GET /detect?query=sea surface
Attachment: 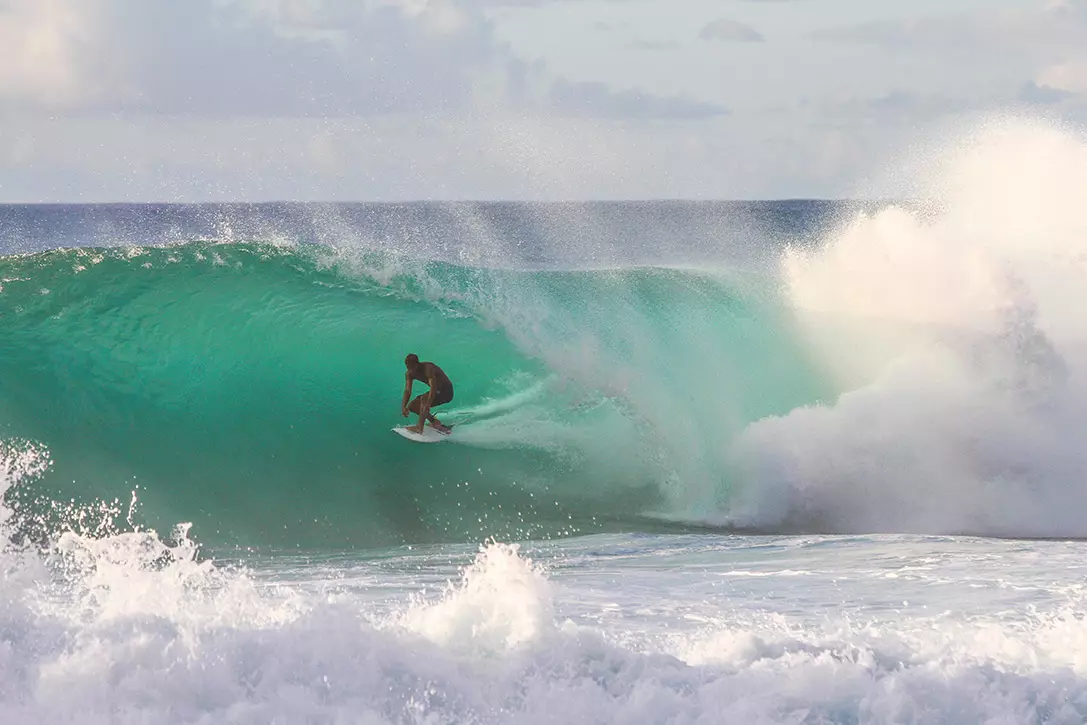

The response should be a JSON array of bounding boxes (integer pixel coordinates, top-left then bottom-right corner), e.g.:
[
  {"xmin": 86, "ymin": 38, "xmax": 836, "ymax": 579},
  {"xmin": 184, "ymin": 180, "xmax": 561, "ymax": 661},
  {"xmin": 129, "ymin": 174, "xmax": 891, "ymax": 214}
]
[{"xmin": 4, "ymin": 129, "xmax": 1087, "ymax": 723}]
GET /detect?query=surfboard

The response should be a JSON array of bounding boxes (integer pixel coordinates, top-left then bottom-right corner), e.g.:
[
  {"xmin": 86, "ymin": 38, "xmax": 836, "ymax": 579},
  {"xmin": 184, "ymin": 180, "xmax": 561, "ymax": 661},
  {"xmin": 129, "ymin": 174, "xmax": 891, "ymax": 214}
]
[{"xmin": 392, "ymin": 425, "xmax": 452, "ymax": 443}]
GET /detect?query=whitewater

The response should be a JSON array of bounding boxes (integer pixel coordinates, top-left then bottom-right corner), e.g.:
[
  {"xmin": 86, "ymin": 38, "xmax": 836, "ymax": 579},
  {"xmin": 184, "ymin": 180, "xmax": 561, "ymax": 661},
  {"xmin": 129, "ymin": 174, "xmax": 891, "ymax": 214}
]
[{"xmin": 4, "ymin": 118, "xmax": 1087, "ymax": 723}]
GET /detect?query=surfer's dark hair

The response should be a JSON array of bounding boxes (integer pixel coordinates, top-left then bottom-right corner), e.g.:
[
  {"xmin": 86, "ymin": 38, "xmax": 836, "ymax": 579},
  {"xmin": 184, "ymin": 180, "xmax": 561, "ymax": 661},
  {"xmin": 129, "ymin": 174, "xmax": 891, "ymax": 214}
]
[{"xmin": 405, "ymin": 353, "xmax": 419, "ymax": 367}]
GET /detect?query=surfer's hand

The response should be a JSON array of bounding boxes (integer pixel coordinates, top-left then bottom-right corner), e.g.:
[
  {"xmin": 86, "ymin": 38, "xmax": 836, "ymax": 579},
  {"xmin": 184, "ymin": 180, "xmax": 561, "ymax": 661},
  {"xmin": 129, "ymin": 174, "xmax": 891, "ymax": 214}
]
[{"xmin": 401, "ymin": 406, "xmax": 408, "ymax": 417}]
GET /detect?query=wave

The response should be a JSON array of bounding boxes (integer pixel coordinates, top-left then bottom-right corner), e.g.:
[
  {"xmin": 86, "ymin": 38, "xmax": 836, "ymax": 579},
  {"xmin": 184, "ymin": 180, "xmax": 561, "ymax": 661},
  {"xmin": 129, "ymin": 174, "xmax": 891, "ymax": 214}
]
[
  {"xmin": 0, "ymin": 241, "xmax": 827, "ymax": 549},
  {"xmin": 5, "ymin": 118, "xmax": 1087, "ymax": 546}
]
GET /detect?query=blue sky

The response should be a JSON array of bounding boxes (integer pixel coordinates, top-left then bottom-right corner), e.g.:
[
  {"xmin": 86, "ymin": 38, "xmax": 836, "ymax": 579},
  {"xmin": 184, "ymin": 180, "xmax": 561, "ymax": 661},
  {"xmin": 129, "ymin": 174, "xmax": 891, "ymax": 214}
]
[{"xmin": 0, "ymin": 0, "xmax": 1080, "ymax": 201}]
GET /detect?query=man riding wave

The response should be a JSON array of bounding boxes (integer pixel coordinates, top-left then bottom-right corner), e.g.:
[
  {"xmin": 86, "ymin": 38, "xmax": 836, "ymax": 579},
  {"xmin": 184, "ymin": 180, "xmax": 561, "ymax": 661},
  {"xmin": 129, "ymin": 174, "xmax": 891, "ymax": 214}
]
[{"xmin": 401, "ymin": 353, "xmax": 454, "ymax": 434}]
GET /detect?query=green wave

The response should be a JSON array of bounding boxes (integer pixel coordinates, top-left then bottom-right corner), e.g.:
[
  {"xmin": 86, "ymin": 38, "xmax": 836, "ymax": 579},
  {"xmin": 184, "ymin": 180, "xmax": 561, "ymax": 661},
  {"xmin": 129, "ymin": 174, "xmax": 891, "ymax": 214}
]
[{"xmin": 0, "ymin": 242, "xmax": 831, "ymax": 549}]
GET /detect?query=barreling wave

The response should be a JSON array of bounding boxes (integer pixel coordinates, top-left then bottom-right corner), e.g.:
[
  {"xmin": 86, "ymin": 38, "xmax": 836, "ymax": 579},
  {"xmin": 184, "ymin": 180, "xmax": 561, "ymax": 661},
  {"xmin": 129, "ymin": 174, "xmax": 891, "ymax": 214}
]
[
  {"xmin": 6, "ymin": 119, "xmax": 1087, "ymax": 548},
  {"xmin": 0, "ymin": 241, "xmax": 829, "ymax": 549}
]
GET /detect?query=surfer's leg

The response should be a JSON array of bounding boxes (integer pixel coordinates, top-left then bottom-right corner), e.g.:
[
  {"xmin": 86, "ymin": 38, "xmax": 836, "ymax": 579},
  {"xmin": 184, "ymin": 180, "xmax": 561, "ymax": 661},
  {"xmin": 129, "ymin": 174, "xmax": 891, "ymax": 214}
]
[
  {"xmin": 427, "ymin": 387, "xmax": 453, "ymax": 431},
  {"xmin": 407, "ymin": 394, "xmax": 427, "ymax": 433},
  {"xmin": 414, "ymin": 396, "xmax": 432, "ymax": 433}
]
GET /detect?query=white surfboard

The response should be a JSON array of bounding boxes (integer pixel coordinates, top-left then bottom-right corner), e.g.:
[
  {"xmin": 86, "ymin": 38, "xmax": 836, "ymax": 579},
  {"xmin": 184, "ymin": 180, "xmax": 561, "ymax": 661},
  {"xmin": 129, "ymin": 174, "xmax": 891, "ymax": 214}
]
[{"xmin": 392, "ymin": 425, "xmax": 452, "ymax": 443}]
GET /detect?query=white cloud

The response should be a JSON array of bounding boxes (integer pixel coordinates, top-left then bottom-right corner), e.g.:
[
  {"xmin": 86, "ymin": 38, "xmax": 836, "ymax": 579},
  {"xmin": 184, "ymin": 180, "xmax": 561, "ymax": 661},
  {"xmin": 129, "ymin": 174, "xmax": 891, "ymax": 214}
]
[
  {"xmin": 811, "ymin": 4, "xmax": 1087, "ymax": 54},
  {"xmin": 0, "ymin": 0, "xmax": 532, "ymax": 116},
  {"xmin": 0, "ymin": 0, "xmax": 126, "ymax": 110},
  {"xmin": 0, "ymin": 0, "xmax": 1084, "ymax": 201},
  {"xmin": 550, "ymin": 80, "xmax": 728, "ymax": 119},
  {"xmin": 631, "ymin": 39, "xmax": 681, "ymax": 52},
  {"xmin": 1036, "ymin": 61, "xmax": 1087, "ymax": 95},
  {"xmin": 0, "ymin": 0, "xmax": 710, "ymax": 123},
  {"xmin": 699, "ymin": 18, "xmax": 764, "ymax": 44},
  {"xmin": 806, "ymin": 3, "xmax": 1087, "ymax": 116}
]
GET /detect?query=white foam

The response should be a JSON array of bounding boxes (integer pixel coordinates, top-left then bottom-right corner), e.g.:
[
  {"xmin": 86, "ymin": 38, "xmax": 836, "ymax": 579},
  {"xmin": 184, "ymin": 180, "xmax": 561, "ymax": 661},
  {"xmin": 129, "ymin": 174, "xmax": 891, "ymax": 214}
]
[
  {"xmin": 4, "ymin": 473, "xmax": 1087, "ymax": 725},
  {"xmin": 399, "ymin": 542, "xmax": 554, "ymax": 654},
  {"xmin": 729, "ymin": 117, "xmax": 1087, "ymax": 538}
]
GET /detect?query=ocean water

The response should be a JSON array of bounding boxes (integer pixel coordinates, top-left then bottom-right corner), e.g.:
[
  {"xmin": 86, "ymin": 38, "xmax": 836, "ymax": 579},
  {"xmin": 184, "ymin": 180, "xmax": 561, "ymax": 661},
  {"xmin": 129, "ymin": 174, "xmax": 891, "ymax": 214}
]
[{"xmin": 4, "ymin": 119, "xmax": 1087, "ymax": 723}]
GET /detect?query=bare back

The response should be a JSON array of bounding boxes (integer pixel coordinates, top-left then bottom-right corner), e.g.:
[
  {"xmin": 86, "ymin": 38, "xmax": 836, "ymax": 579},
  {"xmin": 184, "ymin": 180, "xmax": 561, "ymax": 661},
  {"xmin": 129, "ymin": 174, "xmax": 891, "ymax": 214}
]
[{"xmin": 410, "ymin": 361, "xmax": 451, "ymax": 390}]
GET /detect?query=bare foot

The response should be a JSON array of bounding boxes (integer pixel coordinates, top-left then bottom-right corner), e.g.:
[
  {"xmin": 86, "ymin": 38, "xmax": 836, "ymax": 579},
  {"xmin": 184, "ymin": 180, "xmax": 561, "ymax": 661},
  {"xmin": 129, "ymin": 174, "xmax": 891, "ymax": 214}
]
[{"xmin": 407, "ymin": 424, "xmax": 425, "ymax": 434}]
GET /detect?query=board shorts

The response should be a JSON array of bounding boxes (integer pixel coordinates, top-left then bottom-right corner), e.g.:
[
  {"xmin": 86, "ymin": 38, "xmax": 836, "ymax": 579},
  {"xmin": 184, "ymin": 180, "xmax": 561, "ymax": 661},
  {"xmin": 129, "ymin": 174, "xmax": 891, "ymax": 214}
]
[{"xmin": 415, "ymin": 383, "xmax": 453, "ymax": 408}]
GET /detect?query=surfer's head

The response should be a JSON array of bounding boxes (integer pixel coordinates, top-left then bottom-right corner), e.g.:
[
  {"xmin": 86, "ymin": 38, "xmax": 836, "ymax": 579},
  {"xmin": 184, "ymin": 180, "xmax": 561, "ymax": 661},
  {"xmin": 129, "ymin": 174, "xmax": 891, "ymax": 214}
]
[{"xmin": 405, "ymin": 353, "xmax": 419, "ymax": 371}]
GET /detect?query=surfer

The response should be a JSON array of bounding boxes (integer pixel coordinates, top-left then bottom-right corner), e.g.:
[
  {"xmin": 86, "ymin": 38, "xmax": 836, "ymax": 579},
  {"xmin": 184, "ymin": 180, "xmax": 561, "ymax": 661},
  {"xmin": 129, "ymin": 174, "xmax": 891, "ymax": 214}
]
[{"xmin": 401, "ymin": 353, "xmax": 454, "ymax": 434}]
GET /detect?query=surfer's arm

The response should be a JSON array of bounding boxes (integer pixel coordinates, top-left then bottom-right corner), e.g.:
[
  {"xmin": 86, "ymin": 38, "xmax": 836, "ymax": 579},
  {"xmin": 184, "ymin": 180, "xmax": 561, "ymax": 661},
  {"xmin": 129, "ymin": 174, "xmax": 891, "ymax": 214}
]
[{"xmin": 401, "ymin": 373, "xmax": 412, "ymax": 416}]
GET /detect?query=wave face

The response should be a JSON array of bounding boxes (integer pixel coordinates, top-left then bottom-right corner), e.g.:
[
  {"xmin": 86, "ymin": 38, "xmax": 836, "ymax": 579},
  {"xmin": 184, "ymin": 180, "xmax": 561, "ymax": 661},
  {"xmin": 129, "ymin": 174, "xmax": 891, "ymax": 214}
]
[{"xmin": 0, "ymin": 241, "xmax": 828, "ymax": 548}]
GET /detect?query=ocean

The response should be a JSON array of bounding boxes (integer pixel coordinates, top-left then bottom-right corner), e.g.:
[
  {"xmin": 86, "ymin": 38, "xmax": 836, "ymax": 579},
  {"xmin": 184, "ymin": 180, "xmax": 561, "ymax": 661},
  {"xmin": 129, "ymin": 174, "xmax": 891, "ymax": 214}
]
[{"xmin": 4, "ymin": 126, "xmax": 1087, "ymax": 723}]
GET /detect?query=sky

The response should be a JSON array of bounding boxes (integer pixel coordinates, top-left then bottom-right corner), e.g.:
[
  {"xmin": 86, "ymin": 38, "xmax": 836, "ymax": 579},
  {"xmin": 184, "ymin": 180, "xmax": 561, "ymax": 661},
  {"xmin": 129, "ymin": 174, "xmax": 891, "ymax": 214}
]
[{"xmin": 0, "ymin": 0, "xmax": 1083, "ymax": 202}]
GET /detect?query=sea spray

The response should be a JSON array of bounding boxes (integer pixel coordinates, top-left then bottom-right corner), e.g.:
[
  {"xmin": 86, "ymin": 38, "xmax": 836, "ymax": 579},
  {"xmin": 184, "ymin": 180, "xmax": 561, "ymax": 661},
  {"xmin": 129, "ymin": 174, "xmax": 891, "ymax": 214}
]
[
  {"xmin": 401, "ymin": 542, "xmax": 553, "ymax": 654},
  {"xmin": 728, "ymin": 118, "xmax": 1087, "ymax": 537}
]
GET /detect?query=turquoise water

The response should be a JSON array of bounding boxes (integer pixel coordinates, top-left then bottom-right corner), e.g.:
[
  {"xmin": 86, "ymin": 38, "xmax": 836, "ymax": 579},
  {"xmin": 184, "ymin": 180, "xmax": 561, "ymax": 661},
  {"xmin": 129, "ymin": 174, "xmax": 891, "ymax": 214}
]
[{"xmin": 0, "ymin": 241, "xmax": 831, "ymax": 550}]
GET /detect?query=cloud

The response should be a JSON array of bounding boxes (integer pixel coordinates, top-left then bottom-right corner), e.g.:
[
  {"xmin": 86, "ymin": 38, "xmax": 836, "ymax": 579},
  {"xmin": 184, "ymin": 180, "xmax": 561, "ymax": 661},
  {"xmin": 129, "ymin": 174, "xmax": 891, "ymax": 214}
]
[
  {"xmin": 1045, "ymin": 0, "xmax": 1087, "ymax": 17},
  {"xmin": 811, "ymin": 89, "xmax": 983, "ymax": 122},
  {"xmin": 0, "ymin": 0, "xmax": 122, "ymax": 110},
  {"xmin": 550, "ymin": 79, "xmax": 728, "ymax": 119},
  {"xmin": 699, "ymin": 18, "xmax": 764, "ymax": 43},
  {"xmin": 0, "ymin": 0, "xmax": 720, "ymax": 125},
  {"xmin": 0, "ymin": 0, "xmax": 513, "ymax": 116},
  {"xmin": 5, "ymin": 0, "xmax": 1082, "ymax": 204},
  {"xmin": 461, "ymin": 0, "xmax": 647, "ymax": 4},
  {"xmin": 1035, "ymin": 61, "xmax": 1087, "ymax": 95},
  {"xmin": 810, "ymin": 3, "xmax": 1087, "ymax": 113},
  {"xmin": 592, "ymin": 21, "xmax": 630, "ymax": 32},
  {"xmin": 631, "ymin": 39, "xmax": 681, "ymax": 52},
  {"xmin": 1019, "ymin": 81, "xmax": 1076, "ymax": 104},
  {"xmin": 812, "ymin": 14, "xmax": 987, "ymax": 46},
  {"xmin": 811, "ymin": 6, "xmax": 1086, "ymax": 53}
]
